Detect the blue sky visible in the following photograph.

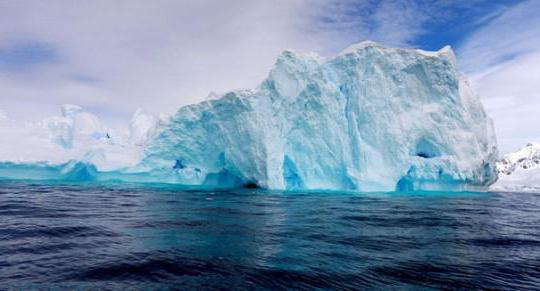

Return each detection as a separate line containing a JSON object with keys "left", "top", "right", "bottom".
{"left": 411, "top": 1, "right": 518, "bottom": 51}
{"left": 0, "top": 0, "right": 538, "bottom": 153}
{"left": 0, "top": 41, "right": 59, "bottom": 70}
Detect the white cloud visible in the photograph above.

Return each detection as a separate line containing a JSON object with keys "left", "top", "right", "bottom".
{"left": 0, "top": 0, "right": 452, "bottom": 126}
{"left": 458, "top": 0, "right": 540, "bottom": 153}
{"left": 458, "top": 0, "right": 540, "bottom": 73}
{"left": 0, "top": 1, "right": 310, "bottom": 121}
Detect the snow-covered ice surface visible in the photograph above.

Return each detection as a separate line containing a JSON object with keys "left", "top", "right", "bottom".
{"left": 0, "top": 42, "right": 499, "bottom": 192}
{"left": 491, "top": 143, "right": 540, "bottom": 193}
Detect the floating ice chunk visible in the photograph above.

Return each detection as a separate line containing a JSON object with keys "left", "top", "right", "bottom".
{"left": 0, "top": 104, "right": 142, "bottom": 173}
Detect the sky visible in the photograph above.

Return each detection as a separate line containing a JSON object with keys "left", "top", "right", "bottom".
{"left": 0, "top": 0, "right": 537, "bottom": 153}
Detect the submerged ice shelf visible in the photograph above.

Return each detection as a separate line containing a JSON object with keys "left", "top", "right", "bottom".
{"left": 0, "top": 41, "right": 499, "bottom": 192}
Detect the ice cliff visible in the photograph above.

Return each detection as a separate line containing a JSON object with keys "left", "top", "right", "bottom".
{"left": 142, "top": 41, "right": 498, "bottom": 192}
{"left": 492, "top": 143, "right": 540, "bottom": 192}
{"left": 0, "top": 42, "right": 498, "bottom": 192}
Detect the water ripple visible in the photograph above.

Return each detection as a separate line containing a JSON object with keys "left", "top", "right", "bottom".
{"left": 0, "top": 181, "right": 539, "bottom": 289}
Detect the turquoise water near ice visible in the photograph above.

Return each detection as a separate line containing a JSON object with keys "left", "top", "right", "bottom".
{"left": 1, "top": 180, "right": 539, "bottom": 289}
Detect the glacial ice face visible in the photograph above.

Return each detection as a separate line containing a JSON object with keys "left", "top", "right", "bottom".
{"left": 143, "top": 41, "right": 499, "bottom": 192}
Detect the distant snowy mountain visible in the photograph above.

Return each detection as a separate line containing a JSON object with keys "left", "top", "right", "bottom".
{"left": 492, "top": 143, "right": 540, "bottom": 192}
{"left": 497, "top": 142, "right": 540, "bottom": 174}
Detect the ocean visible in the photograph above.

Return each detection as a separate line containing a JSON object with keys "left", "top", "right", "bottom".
{"left": 1, "top": 181, "right": 539, "bottom": 289}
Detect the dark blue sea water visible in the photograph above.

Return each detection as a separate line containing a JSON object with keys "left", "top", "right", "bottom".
{"left": 1, "top": 181, "right": 540, "bottom": 290}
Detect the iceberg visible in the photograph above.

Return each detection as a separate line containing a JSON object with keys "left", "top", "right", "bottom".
{"left": 142, "top": 41, "right": 498, "bottom": 192}
{"left": 0, "top": 105, "right": 145, "bottom": 173}
{"left": 0, "top": 41, "right": 499, "bottom": 192}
